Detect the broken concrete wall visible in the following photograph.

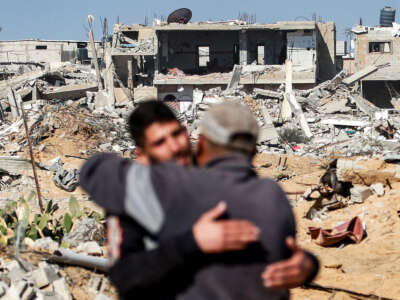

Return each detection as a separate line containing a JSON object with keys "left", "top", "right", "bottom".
{"left": 158, "top": 30, "right": 238, "bottom": 73}
{"left": 246, "top": 30, "right": 286, "bottom": 65}
{"left": 112, "top": 55, "right": 154, "bottom": 86}
{"left": 287, "top": 30, "right": 316, "bottom": 68}
{"left": 0, "top": 40, "right": 100, "bottom": 65}
{"left": 362, "top": 80, "right": 399, "bottom": 108}
{"left": 342, "top": 57, "right": 355, "bottom": 75}
{"left": 354, "top": 31, "right": 400, "bottom": 71}
{"left": 316, "top": 22, "right": 336, "bottom": 82}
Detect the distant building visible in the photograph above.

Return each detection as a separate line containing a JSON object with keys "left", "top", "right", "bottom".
{"left": 335, "top": 40, "right": 347, "bottom": 72}
{"left": 352, "top": 24, "right": 400, "bottom": 108}
{"left": 0, "top": 39, "right": 102, "bottom": 65}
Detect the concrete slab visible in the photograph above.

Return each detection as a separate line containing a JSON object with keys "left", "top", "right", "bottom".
{"left": 321, "top": 119, "right": 368, "bottom": 127}
{"left": 0, "top": 156, "right": 32, "bottom": 176}
{"left": 52, "top": 278, "right": 72, "bottom": 300}
{"left": 42, "top": 84, "right": 98, "bottom": 101}
{"left": 342, "top": 65, "right": 378, "bottom": 85}
{"left": 253, "top": 88, "right": 283, "bottom": 100}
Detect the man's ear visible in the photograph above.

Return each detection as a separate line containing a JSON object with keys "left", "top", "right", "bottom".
{"left": 134, "top": 147, "right": 150, "bottom": 165}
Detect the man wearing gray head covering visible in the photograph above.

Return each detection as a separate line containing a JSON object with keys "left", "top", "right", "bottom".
{"left": 80, "top": 101, "right": 318, "bottom": 300}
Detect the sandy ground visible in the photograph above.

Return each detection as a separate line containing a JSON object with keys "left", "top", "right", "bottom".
{"left": 255, "top": 154, "right": 400, "bottom": 300}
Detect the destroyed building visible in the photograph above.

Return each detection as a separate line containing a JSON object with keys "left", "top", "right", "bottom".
{"left": 109, "top": 20, "right": 336, "bottom": 112}
{"left": 352, "top": 7, "right": 400, "bottom": 109}
{"left": 335, "top": 40, "right": 347, "bottom": 72}
{"left": 0, "top": 40, "right": 102, "bottom": 79}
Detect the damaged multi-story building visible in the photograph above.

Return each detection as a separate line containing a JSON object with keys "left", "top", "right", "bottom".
{"left": 352, "top": 6, "right": 400, "bottom": 108}
{"left": 109, "top": 19, "right": 336, "bottom": 112}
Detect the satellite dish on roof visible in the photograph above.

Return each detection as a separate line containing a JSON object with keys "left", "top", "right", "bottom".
{"left": 167, "top": 8, "right": 192, "bottom": 24}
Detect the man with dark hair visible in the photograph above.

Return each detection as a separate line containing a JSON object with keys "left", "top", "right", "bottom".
{"left": 81, "top": 101, "right": 319, "bottom": 300}
{"left": 128, "top": 100, "right": 191, "bottom": 165}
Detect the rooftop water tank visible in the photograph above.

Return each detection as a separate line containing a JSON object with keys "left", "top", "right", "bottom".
{"left": 380, "top": 6, "right": 396, "bottom": 27}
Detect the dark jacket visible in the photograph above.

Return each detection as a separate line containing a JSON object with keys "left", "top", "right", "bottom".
{"left": 80, "top": 153, "right": 297, "bottom": 300}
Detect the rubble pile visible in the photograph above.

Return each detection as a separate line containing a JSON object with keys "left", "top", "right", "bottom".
{"left": 173, "top": 70, "right": 400, "bottom": 158}
{"left": 0, "top": 244, "right": 114, "bottom": 300}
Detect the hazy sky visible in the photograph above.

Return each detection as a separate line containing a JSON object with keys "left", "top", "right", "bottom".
{"left": 0, "top": 0, "right": 397, "bottom": 41}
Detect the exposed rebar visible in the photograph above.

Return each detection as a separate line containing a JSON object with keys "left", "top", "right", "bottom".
{"left": 20, "top": 103, "right": 44, "bottom": 213}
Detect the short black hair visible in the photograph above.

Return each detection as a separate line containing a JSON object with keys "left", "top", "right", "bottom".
{"left": 128, "top": 100, "right": 178, "bottom": 147}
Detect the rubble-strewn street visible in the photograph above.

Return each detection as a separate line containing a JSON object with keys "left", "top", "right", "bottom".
{"left": 1, "top": 5, "right": 400, "bottom": 299}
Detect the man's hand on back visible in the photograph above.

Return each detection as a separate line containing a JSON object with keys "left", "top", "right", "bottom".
{"left": 261, "top": 236, "right": 315, "bottom": 289}
{"left": 193, "top": 202, "right": 260, "bottom": 254}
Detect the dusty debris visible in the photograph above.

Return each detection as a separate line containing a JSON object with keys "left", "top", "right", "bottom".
{"left": 350, "top": 186, "right": 372, "bottom": 204}
{"left": 0, "top": 157, "right": 33, "bottom": 175}
{"left": 336, "top": 158, "right": 400, "bottom": 185}
{"left": 63, "top": 218, "right": 104, "bottom": 248}
{"left": 370, "top": 183, "right": 385, "bottom": 196}
{"left": 76, "top": 241, "right": 103, "bottom": 256}
{"left": 33, "top": 237, "right": 59, "bottom": 253}
{"left": 342, "top": 65, "right": 379, "bottom": 85}
{"left": 52, "top": 164, "right": 79, "bottom": 193}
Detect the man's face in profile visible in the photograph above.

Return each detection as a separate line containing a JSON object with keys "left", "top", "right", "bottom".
{"left": 136, "top": 120, "right": 191, "bottom": 166}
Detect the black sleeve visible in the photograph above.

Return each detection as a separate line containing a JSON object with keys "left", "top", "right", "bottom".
{"left": 304, "top": 251, "right": 320, "bottom": 284}
{"left": 109, "top": 216, "right": 201, "bottom": 299}
{"left": 79, "top": 153, "right": 130, "bottom": 215}
{"left": 261, "top": 181, "right": 297, "bottom": 263}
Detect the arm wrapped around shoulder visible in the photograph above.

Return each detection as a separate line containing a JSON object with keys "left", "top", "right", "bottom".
{"left": 79, "top": 153, "right": 131, "bottom": 215}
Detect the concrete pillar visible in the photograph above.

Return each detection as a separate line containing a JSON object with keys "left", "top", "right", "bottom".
{"left": 127, "top": 57, "right": 134, "bottom": 99}
{"left": 104, "top": 45, "right": 115, "bottom": 105}
{"left": 154, "top": 33, "right": 160, "bottom": 75}
{"left": 160, "top": 32, "right": 169, "bottom": 70}
{"left": 281, "top": 59, "right": 293, "bottom": 121}
{"left": 239, "top": 30, "right": 248, "bottom": 66}
{"left": 32, "top": 83, "right": 38, "bottom": 101}
{"left": 7, "top": 87, "right": 19, "bottom": 119}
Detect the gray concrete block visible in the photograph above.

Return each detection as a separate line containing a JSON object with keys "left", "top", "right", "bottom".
{"left": 32, "top": 268, "right": 50, "bottom": 288}
{"left": 350, "top": 186, "right": 372, "bottom": 203}
{"left": 21, "top": 285, "right": 36, "bottom": 300}
{"left": 3, "top": 281, "right": 28, "bottom": 300}
{"left": 52, "top": 278, "right": 72, "bottom": 300}
{"left": 7, "top": 267, "right": 27, "bottom": 284}
{"left": 0, "top": 281, "right": 8, "bottom": 297}
{"left": 88, "top": 276, "right": 102, "bottom": 293}
{"left": 370, "top": 183, "right": 385, "bottom": 197}
{"left": 33, "top": 237, "right": 59, "bottom": 253}
{"left": 93, "top": 293, "right": 113, "bottom": 300}
{"left": 5, "top": 260, "right": 21, "bottom": 272}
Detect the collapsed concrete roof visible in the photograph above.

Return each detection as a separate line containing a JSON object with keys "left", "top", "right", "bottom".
{"left": 155, "top": 21, "right": 317, "bottom": 31}
{"left": 116, "top": 21, "right": 317, "bottom": 32}
{"left": 0, "top": 39, "right": 101, "bottom": 43}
